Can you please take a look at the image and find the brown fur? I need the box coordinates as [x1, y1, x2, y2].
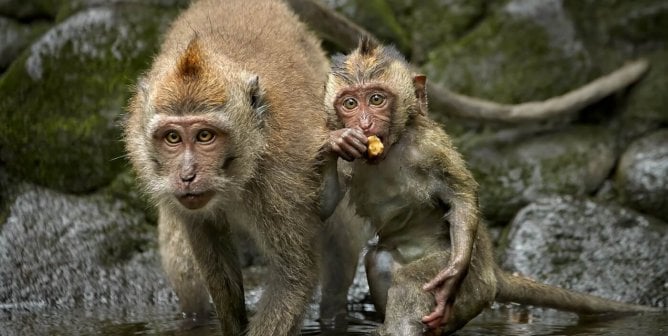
[321, 40, 656, 336]
[124, 0, 330, 335]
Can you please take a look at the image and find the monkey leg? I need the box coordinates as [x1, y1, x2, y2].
[166, 211, 247, 335]
[364, 246, 400, 318]
[320, 199, 370, 330]
[158, 213, 212, 323]
[247, 215, 321, 336]
[377, 251, 496, 336]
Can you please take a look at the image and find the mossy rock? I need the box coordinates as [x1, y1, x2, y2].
[0, 0, 55, 19]
[424, 0, 592, 104]
[324, 0, 486, 61]
[0, 4, 177, 193]
[564, 0, 668, 48]
[406, 0, 487, 63]
[623, 50, 668, 123]
[0, 16, 50, 70]
[0, 0, 188, 21]
[104, 168, 157, 225]
[464, 126, 616, 223]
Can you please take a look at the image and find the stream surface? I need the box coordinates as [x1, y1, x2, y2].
[2, 305, 666, 336]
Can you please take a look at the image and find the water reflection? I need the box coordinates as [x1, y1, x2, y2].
[0, 305, 666, 335]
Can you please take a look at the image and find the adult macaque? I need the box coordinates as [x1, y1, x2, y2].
[323, 38, 656, 335]
[124, 0, 331, 335]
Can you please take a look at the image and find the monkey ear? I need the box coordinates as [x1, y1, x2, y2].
[134, 75, 151, 112]
[247, 75, 266, 117]
[137, 75, 149, 98]
[413, 75, 428, 116]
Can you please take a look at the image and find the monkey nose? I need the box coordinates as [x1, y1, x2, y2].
[180, 172, 196, 183]
[360, 121, 373, 131]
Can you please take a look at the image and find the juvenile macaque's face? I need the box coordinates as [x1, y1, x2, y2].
[150, 115, 230, 210]
[334, 84, 395, 160]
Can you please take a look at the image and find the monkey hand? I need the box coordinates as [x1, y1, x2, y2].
[328, 128, 368, 161]
[421, 263, 468, 329]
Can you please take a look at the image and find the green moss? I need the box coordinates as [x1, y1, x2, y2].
[425, 8, 592, 105]
[623, 50, 668, 123]
[104, 169, 157, 225]
[564, 0, 668, 47]
[0, 4, 178, 193]
[330, 0, 486, 61]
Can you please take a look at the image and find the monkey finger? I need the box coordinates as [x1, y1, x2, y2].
[422, 266, 460, 291]
[346, 137, 368, 153]
[339, 142, 365, 159]
[345, 127, 368, 144]
[422, 302, 446, 328]
[331, 144, 354, 161]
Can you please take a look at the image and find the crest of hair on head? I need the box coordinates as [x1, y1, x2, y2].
[177, 37, 205, 80]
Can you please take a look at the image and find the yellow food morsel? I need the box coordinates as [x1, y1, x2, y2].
[367, 135, 384, 158]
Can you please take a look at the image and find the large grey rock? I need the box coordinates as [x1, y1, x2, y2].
[501, 196, 668, 307]
[464, 126, 616, 223]
[0, 181, 177, 309]
[0, 5, 177, 193]
[615, 129, 668, 222]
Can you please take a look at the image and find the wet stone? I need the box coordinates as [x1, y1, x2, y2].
[0, 182, 177, 309]
[501, 196, 668, 308]
[615, 129, 668, 222]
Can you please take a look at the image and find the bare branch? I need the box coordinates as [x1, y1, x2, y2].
[288, 0, 650, 122]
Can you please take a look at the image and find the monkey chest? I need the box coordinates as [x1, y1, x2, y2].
[349, 158, 441, 236]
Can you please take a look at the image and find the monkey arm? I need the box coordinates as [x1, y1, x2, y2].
[319, 152, 343, 220]
[422, 188, 479, 329]
[318, 129, 365, 219]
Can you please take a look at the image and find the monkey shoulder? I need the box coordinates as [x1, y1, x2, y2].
[406, 122, 475, 194]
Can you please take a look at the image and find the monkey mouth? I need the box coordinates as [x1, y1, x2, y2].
[177, 190, 215, 210]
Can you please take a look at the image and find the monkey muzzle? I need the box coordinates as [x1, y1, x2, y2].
[177, 190, 215, 210]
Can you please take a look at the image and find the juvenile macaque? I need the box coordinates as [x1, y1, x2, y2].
[323, 38, 656, 335]
[124, 0, 331, 335]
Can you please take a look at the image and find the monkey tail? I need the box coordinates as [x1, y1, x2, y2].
[493, 266, 659, 314]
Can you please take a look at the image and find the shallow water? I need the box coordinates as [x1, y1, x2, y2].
[1, 304, 666, 336]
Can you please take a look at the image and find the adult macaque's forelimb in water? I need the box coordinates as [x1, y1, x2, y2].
[124, 0, 330, 335]
[288, 0, 649, 123]
[321, 38, 658, 336]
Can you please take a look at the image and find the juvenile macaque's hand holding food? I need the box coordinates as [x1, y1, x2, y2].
[367, 135, 384, 158]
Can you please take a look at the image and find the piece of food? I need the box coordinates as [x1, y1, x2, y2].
[367, 135, 384, 158]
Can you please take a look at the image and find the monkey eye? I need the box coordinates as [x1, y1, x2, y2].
[369, 93, 385, 106]
[342, 97, 358, 110]
[196, 129, 215, 143]
[165, 131, 181, 144]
